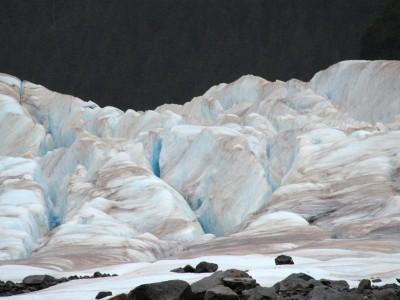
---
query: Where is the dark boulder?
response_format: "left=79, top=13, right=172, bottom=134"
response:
left=171, top=265, right=196, bottom=273
left=274, top=255, right=294, bottom=265
left=221, top=277, right=257, bottom=293
left=191, top=269, right=252, bottom=300
left=109, top=293, right=128, bottom=300
left=243, top=286, right=279, bottom=300
left=170, top=267, right=186, bottom=273
left=372, top=288, right=397, bottom=300
left=22, top=275, right=56, bottom=286
left=305, top=286, right=339, bottom=299
left=128, top=279, right=193, bottom=300
left=274, top=273, right=323, bottom=298
left=192, top=271, right=226, bottom=300
left=306, top=287, right=368, bottom=300
left=320, top=278, right=349, bottom=291
left=171, top=262, right=218, bottom=273
left=183, top=265, right=196, bottom=273
left=94, top=271, right=103, bottom=278
left=204, top=285, right=239, bottom=300
left=96, top=291, right=113, bottom=299
left=195, top=261, right=218, bottom=273
left=357, top=279, right=371, bottom=293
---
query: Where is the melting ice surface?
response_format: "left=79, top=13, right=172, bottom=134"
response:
left=1, top=60, right=400, bottom=299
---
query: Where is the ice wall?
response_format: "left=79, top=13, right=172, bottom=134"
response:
left=310, top=60, right=400, bottom=123
left=1, top=60, right=400, bottom=267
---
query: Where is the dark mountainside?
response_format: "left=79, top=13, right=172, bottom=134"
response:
left=360, top=0, right=400, bottom=60
left=0, top=0, right=396, bottom=111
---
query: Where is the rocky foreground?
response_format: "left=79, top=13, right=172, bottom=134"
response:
left=2, top=259, right=399, bottom=300
left=0, top=272, right=117, bottom=297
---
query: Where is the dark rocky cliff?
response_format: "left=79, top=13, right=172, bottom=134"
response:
left=0, top=0, right=392, bottom=111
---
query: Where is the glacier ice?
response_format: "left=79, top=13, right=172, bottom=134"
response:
left=0, top=60, right=400, bottom=273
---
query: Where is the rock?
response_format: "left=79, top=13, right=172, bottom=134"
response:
left=96, top=291, right=113, bottom=299
left=221, top=277, right=257, bottom=293
left=22, top=275, right=56, bottom=285
left=274, top=273, right=323, bottom=298
left=183, top=265, right=196, bottom=273
left=171, top=264, right=196, bottom=273
left=191, top=269, right=251, bottom=300
left=244, top=286, right=279, bottom=300
left=357, top=279, right=371, bottom=293
left=396, top=278, right=400, bottom=284
left=305, top=286, right=339, bottom=299
left=372, top=288, right=397, bottom=300
left=109, top=293, right=128, bottom=300
left=222, top=269, right=252, bottom=279
left=128, top=280, right=194, bottom=300
left=195, top=261, right=219, bottom=273
left=192, top=271, right=226, bottom=300
left=320, top=278, right=349, bottom=291
left=94, top=271, right=103, bottom=278
left=372, top=278, right=382, bottom=283
left=171, top=267, right=186, bottom=273
left=274, top=255, right=294, bottom=265
left=204, top=285, right=239, bottom=300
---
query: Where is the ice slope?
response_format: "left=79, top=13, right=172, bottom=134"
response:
left=0, top=60, right=400, bottom=283
left=311, top=60, right=400, bottom=123
left=0, top=157, right=48, bottom=260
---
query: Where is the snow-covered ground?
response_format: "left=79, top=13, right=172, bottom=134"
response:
left=1, top=60, right=400, bottom=298
left=3, top=253, right=400, bottom=299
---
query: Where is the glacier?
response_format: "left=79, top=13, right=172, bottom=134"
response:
left=0, top=60, right=400, bottom=298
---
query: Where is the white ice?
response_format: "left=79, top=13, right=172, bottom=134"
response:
left=0, top=60, right=400, bottom=297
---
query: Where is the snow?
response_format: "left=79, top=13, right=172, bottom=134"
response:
left=2, top=253, right=400, bottom=300
left=1, top=60, right=400, bottom=297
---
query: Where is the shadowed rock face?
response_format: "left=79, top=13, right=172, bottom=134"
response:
left=127, top=280, right=194, bottom=300
left=0, top=1, right=387, bottom=111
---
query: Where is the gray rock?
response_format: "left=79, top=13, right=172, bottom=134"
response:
left=245, top=286, right=279, bottom=300
left=191, top=271, right=225, bottom=299
left=22, top=275, right=55, bottom=285
left=191, top=269, right=252, bottom=300
left=204, top=285, right=239, bottom=300
left=195, top=261, right=218, bottom=273
left=274, top=255, right=294, bottom=265
left=305, top=286, right=339, bottom=299
left=94, top=271, right=103, bottom=278
left=170, top=267, right=185, bottom=273
left=222, top=277, right=257, bottom=293
left=274, top=273, right=322, bottom=293
left=171, top=265, right=196, bottom=273
left=183, top=265, right=196, bottom=273
left=109, top=293, right=128, bottom=300
left=372, top=288, right=397, bottom=300
left=320, top=278, right=349, bottom=291
left=357, top=279, right=371, bottom=293
left=128, top=280, right=193, bottom=300
left=96, top=291, right=112, bottom=299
